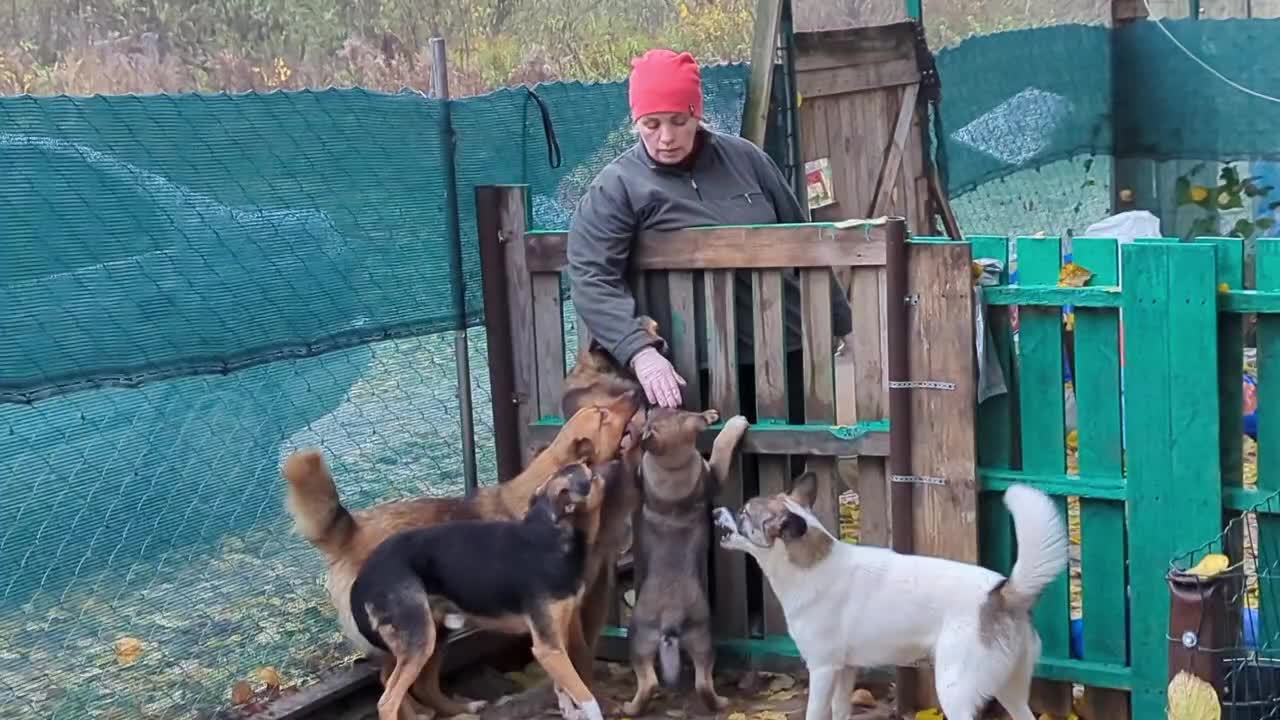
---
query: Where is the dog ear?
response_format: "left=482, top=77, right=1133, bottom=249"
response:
left=572, top=436, right=597, bottom=460
left=779, top=511, right=808, bottom=540
left=789, top=471, right=818, bottom=508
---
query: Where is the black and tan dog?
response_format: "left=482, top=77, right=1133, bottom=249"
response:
left=283, top=390, right=640, bottom=718
left=624, top=407, right=749, bottom=716
left=349, top=462, right=611, bottom=720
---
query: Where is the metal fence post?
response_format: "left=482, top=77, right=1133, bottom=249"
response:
left=431, top=36, right=478, bottom=495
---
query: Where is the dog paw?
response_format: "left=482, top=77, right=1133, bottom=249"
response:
left=620, top=700, right=648, bottom=716
left=461, top=699, right=487, bottom=714
left=724, top=414, right=749, bottom=433
left=699, top=691, right=730, bottom=712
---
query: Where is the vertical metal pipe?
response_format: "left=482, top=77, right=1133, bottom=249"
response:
left=432, top=36, right=478, bottom=496
left=883, top=217, right=917, bottom=712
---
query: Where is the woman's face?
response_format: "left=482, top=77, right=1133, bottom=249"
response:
left=635, top=112, right=699, bottom=165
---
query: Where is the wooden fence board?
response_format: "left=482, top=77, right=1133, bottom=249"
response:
left=531, top=273, right=565, bottom=419
left=1071, top=237, right=1131, bottom=720
left=753, top=270, right=791, bottom=635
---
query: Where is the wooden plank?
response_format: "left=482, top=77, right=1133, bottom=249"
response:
left=742, top=0, right=784, bottom=147
left=1013, top=235, right=1074, bottom=717
left=868, top=82, right=920, bottom=218
left=1252, top=238, right=1280, bottom=660
left=904, top=240, right=978, bottom=713
left=1121, top=241, right=1221, bottom=720
left=574, top=308, right=592, bottom=356
left=1070, top=237, right=1131, bottom=720
left=801, top=268, right=839, bottom=533
left=794, top=57, right=920, bottom=99
left=666, top=270, right=702, bottom=411
left=501, top=186, right=538, bottom=468
left=972, top=236, right=1018, bottom=578
left=847, top=267, right=890, bottom=548
left=476, top=185, right=523, bottom=483
left=531, top=272, right=566, bottom=419
left=706, top=269, right=749, bottom=639
left=793, top=23, right=914, bottom=72
left=753, top=269, right=791, bottom=635
left=527, top=421, right=888, bottom=457
left=524, top=225, right=887, bottom=273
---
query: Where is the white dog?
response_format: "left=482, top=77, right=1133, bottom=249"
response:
left=713, top=474, right=1068, bottom=720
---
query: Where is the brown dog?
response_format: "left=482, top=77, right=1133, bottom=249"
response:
left=560, top=314, right=665, bottom=419
left=624, top=408, right=749, bottom=716
left=556, top=316, right=667, bottom=682
left=282, top=390, right=640, bottom=717
left=350, top=461, right=610, bottom=720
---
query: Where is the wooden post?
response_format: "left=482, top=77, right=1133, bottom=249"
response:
left=901, top=235, right=979, bottom=713
left=742, top=0, right=785, bottom=147
left=476, top=185, right=534, bottom=481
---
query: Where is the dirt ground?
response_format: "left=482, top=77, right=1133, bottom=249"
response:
left=315, top=660, right=897, bottom=720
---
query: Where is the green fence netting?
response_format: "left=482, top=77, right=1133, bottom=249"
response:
left=0, top=65, right=748, bottom=719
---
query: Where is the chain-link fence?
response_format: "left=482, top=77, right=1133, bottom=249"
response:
left=0, top=65, right=749, bottom=718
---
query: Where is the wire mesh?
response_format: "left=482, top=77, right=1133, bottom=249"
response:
left=1169, top=488, right=1280, bottom=720
left=0, top=63, right=750, bottom=718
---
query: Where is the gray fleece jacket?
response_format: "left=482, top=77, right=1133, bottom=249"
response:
left=566, top=128, right=853, bottom=367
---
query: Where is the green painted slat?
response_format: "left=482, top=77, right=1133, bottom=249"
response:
left=978, top=470, right=1126, bottom=501
left=983, top=285, right=1122, bottom=308
left=1034, top=657, right=1133, bottom=689
left=1223, top=486, right=1280, bottom=513
left=1205, top=239, right=1245, bottom=490
left=1013, top=236, right=1073, bottom=665
left=1252, top=238, right=1280, bottom=660
left=1121, top=241, right=1222, bottom=720
left=1071, top=237, right=1129, bottom=669
left=973, top=236, right=1017, bottom=575
left=1219, top=289, right=1280, bottom=313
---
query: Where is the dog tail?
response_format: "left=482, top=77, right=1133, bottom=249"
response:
left=282, top=448, right=357, bottom=560
left=999, top=483, right=1070, bottom=611
left=658, top=630, right=682, bottom=688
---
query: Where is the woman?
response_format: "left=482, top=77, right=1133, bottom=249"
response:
left=566, top=48, right=852, bottom=412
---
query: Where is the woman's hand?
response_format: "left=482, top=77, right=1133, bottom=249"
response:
left=630, top=346, right=687, bottom=408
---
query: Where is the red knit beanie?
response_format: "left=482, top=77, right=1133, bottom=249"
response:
left=628, top=49, right=703, bottom=121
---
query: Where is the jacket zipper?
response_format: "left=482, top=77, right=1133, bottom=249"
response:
left=690, top=175, right=702, bottom=200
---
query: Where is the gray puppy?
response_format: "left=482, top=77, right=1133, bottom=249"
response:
left=623, top=407, right=749, bottom=716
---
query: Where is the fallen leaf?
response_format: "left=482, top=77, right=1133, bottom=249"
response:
left=767, top=689, right=800, bottom=701
left=255, top=666, right=281, bottom=688
left=915, top=709, right=944, bottom=720
left=851, top=688, right=876, bottom=706
left=1058, top=262, right=1094, bottom=288
left=1219, top=282, right=1231, bottom=294
left=113, top=637, right=143, bottom=666
left=728, top=714, right=748, bottom=720
left=750, top=712, right=788, bottom=720
left=230, top=681, right=254, bottom=705
left=1187, top=553, right=1230, bottom=579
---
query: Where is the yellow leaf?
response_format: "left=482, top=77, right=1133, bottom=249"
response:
left=750, top=712, right=788, bottom=720
left=255, top=666, right=281, bottom=688
left=1167, top=670, right=1220, bottom=720
left=113, top=637, right=143, bottom=666
left=1219, top=282, right=1231, bottom=293
left=1066, top=429, right=1079, bottom=452
left=915, top=709, right=945, bottom=720
left=230, top=680, right=254, bottom=705
left=1190, top=185, right=1210, bottom=203
left=678, top=0, right=690, bottom=17
left=1187, top=553, right=1230, bottom=579
left=851, top=688, right=877, bottom=706
left=1058, top=262, right=1094, bottom=288
left=767, top=689, right=800, bottom=701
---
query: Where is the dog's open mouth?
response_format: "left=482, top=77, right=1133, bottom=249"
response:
left=712, top=507, right=737, bottom=540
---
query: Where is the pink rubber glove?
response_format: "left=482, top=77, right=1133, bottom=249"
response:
left=630, top=346, right=686, bottom=408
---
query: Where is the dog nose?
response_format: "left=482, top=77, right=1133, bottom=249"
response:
left=570, top=465, right=593, bottom=495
